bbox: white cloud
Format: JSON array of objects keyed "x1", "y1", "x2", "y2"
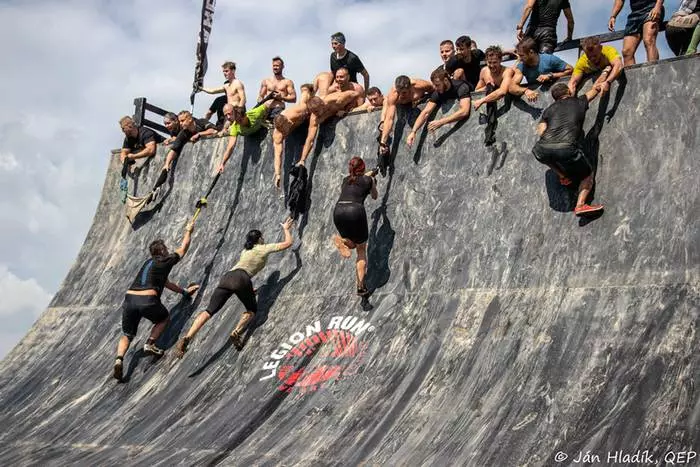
[
  {"x1": 0, "y1": 152, "x2": 19, "y2": 171},
  {"x1": 0, "y1": 265, "x2": 52, "y2": 317}
]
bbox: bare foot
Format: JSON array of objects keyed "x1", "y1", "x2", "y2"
[{"x1": 333, "y1": 235, "x2": 351, "y2": 258}]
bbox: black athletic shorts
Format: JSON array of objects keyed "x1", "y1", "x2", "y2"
[
  {"x1": 625, "y1": 5, "x2": 664, "y2": 36},
  {"x1": 205, "y1": 269, "x2": 257, "y2": 316},
  {"x1": 532, "y1": 143, "x2": 593, "y2": 182},
  {"x1": 333, "y1": 201, "x2": 369, "y2": 244},
  {"x1": 528, "y1": 27, "x2": 558, "y2": 54},
  {"x1": 121, "y1": 294, "x2": 169, "y2": 338}
]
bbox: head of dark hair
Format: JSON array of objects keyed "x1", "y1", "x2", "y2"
[
  {"x1": 272, "y1": 56, "x2": 284, "y2": 65},
  {"x1": 163, "y1": 112, "x2": 178, "y2": 122},
  {"x1": 582, "y1": 36, "x2": 602, "y2": 50},
  {"x1": 430, "y1": 67, "x2": 449, "y2": 83},
  {"x1": 178, "y1": 110, "x2": 192, "y2": 118},
  {"x1": 307, "y1": 96, "x2": 325, "y2": 114},
  {"x1": 149, "y1": 239, "x2": 168, "y2": 257},
  {"x1": 439, "y1": 39, "x2": 454, "y2": 48},
  {"x1": 550, "y1": 82, "x2": 570, "y2": 101},
  {"x1": 394, "y1": 75, "x2": 411, "y2": 90},
  {"x1": 300, "y1": 83, "x2": 315, "y2": 94},
  {"x1": 222, "y1": 61, "x2": 236, "y2": 71},
  {"x1": 366, "y1": 86, "x2": 381, "y2": 96},
  {"x1": 244, "y1": 230, "x2": 263, "y2": 249},
  {"x1": 516, "y1": 37, "x2": 538, "y2": 55},
  {"x1": 485, "y1": 45, "x2": 503, "y2": 59},
  {"x1": 455, "y1": 35, "x2": 472, "y2": 48}
]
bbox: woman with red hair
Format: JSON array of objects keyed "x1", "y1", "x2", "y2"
[{"x1": 332, "y1": 156, "x2": 378, "y2": 296}]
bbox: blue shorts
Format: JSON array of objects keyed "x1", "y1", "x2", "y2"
[{"x1": 625, "y1": 5, "x2": 664, "y2": 36}]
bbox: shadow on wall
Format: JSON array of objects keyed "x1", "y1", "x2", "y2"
[{"x1": 188, "y1": 250, "x2": 303, "y2": 378}]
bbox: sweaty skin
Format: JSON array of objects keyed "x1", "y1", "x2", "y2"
[
  {"x1": 473, "y1": 59, "x2": 515, "y2": 110},
  {"x1": 272, "y1": 88, "x2": 314, "y2": 188},
  {"x1": 328, "y1": 80, "x2": 366, "y2": 108},
  {"x1": 299, "y1": 90, "x2": 363, "y2": 165},
  {"x1": 379, "y1": 78, "x2": 434, "y2": 147},
  {"x1": 313, "y1": 71, "x2": 335, "y2": 97},
  {"x1": 258, "y1": 62, "x2": 297, "y2": 113}
]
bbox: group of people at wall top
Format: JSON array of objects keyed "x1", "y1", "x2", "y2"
[{"x1": 112, "y1": 0, "x2": 699, "y2": 382}]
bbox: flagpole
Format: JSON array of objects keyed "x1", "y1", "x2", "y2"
[{"x1": 191, "y1": 0, "x2": 216, "y2": 113}]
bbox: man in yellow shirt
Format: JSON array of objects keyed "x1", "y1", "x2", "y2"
[
  {"x1": 217, "y1": 100, "x2": 276, "y2": 173},
  {"x1": 567, "y1": 36, "x2": 624, "y2": 96}
]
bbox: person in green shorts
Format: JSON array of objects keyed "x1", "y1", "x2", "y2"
[{"x1": 218, "y1": 100, "x2": 276, "y2": 173}]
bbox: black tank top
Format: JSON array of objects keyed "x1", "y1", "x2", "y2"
[
  {"x1": 129, "y1": 253, "x2": 181, "y2": 296},
  {"x1": 338, "y1": 175, "x2": 373, "y2": 204}
]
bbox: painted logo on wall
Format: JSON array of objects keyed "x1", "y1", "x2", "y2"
[{"x1": 259, "y1": 315, "x2": 376, "y2": 394}]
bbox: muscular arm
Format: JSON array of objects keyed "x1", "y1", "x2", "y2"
[
  {"x1": 360, "y1": 69, "x2": 370, "y2": 92},
  {"x1": 174, "y1": 227, "x2": 193, "y2": 258},
  {"x1": 165, "y1": 281, "x2": 186, "y2": 294},
  {"x1": 480, "y1": 69, "x2": 514, "y2": 104},
  {"x1": 300, "y1": 115, "x2": 319, "y2": 164},
  {"x1": 274, "y1": 227, "x2": 294, "y2": 251},
  {"x1": 221, "y1": 134, "x2": 238, "y2": 169},
  {"x1": 130, "y1": 141, "x2": 158, "y2": 159},
  {"x1": 517, "y1": 0, "x2": 536, "y2": 38},
  {"x1": 606, "y1": 57, "x2": 623, "y2": 82},
  {"x1": 201, "y1": 85, "x2": 225, "y2": 94},
  {"x1": 410, "y1": 101, "x2": 438, "y2": 134},
  {"x1": 563, "y1": 7, "x2": 575, "y2": 40},
  {"x1": 584, "y1": 84, "x2": 601, "y2": 102},
  {"x1": 474, "y1": 68, "x2": 489, "y2": 92},
  {"x1": 272, "y1": 129, "x2": 285, "y2": 179},
  {"x1": 380, "y1": 92, "x2": 398, "y2": 145},
  {"x1": 284, "y1": 80, "x2": 297, "y2": 103},
  {"x1": 258, "y1": 79, "x2": 269, "y2": 102},
  {"x1": 509, "y1": 68, "x2": 529, "y2": 96},
  {"x1": 439, "y1": 97, "x2": 471, "y2": 125}
]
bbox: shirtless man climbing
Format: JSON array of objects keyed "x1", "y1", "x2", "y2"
[
  {"x1": 327, "y1": 67, "x2": 365, "y2": 108},
  {"x1": 298, "y1": 89, "x2": 364, "y2": 166},
  {"x1": 258, "y1": 56, "x2": 296, "y2": 121},
  {"x1": 473, "y1": 46, "x2": 515, "y2": 110},
  {"x1": 200, "y1": 61, "x2": 247, "y2": 109},
  {"x1": 271, "y1": 83, "x2": 315, "y2": 189},
  {"x1": 378, "y1": 75, "x2": 434, "y2": 156}
]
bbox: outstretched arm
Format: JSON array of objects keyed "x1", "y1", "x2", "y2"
[
  {"x1": 430, "y1": 96, "x2": 471, "y2": 131},
  {"x1": 274, "y1": 218, "x2": 294, "y2": 250},
  {"x1": 218, "y1": 135, "x2": 238, "y2": 172},
  {"x1": 299, "y1": 115, "x2": 319, "y2": 165},
  {"x1": 536, "y1": 121, "x2": 547, "y2": 136},
  {"x1": 407, "y1": 101, "x2": 437, "y2": 146},
  {"x1": 201, "y1": 85, "x2": 225, "y2": 94},
  {"x1": 175, "y1": 223, "x2": 194, "y2": 258},
  {"x1": 380, "y1": 95, "x2": 397, "y2": 145}
]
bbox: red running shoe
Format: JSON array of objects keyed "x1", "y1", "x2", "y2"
[{"x1": 574, "y1": 204, "x2": 604, "y2": 216}]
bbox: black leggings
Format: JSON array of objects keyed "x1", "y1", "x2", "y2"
[
  {"x1": 333, "y1": 202, "x2": 368, "y2": 244},
  {"x1": 532, "y1": 144, "x2": 593, "y2": 182},
  {"x1": 121, "y1": 294, "x2": 169, "y2": 338},
  {"x1": 205, "y1": 269, "x2": 257, "y2": 316}
]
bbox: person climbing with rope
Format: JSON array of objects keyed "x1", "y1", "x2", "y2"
[
  {"x1": 175, "y1": 218, "x2": 295, "y2": 355},
  {"x1": 113, "y1": 222, "x2": 199, "y2": 381},
  {"x1": 332, "y1": 156, "x2": 378, "y2": 297}
]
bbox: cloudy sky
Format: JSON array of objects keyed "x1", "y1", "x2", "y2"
[{"x1": 0, "y1": 0, "x2": 676, "y2": 359}]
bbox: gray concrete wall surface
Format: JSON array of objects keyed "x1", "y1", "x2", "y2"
[{"x1": 0, "y1": 55, "x2": 698, "y2": 466}]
